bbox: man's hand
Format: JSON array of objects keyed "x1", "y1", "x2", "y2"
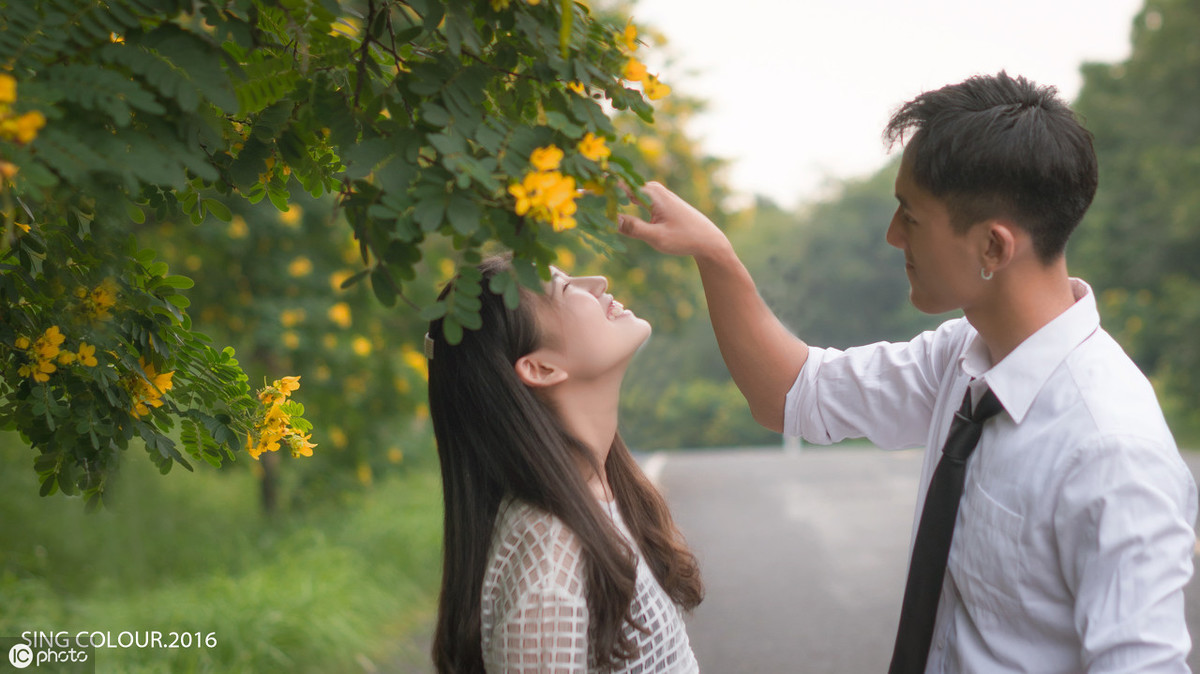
[{"x1": 617, "y1": 181, "x2": 730, "y2": 259}]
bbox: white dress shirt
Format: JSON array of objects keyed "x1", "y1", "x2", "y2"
[{"x1": 784, "y1": 279, "x2": 1198, "y2": 672}]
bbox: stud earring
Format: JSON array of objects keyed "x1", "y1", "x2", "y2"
[{"x1": 980, "y1": 268, "x2": 994, "y2": 281}]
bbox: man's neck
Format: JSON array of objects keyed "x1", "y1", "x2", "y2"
[{"x1": 965, "y1": 258, "x2": 1077, "y2": 365}]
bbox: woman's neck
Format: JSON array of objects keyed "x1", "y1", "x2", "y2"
[{"x1": 547, "y1": 373, "x2": 623, "y2": 501}]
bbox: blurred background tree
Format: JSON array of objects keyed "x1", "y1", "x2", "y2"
[{"x1": 1072, "y1": 0, "x2": 1200, "y2": 442}]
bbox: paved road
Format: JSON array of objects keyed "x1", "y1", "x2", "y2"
[{"x1": 656, "y1": 445, "x2": 1200, "y2": 674}]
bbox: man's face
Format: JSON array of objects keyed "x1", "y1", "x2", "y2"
[{"x1": 886, "y1": 152, "x2": 982, "y2": 315}]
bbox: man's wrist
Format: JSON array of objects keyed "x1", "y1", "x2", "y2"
[{"x1": 692, "y1": 232, "x2": 738, "y2": 268}]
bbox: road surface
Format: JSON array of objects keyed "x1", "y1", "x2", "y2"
[{"x1": 656, "y1": 445, "x2": 1200, "y2": 673}]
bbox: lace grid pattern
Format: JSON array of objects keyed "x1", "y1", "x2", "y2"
[{"x1": 480, "y1": 499, "x2": 698, "y2": 673}]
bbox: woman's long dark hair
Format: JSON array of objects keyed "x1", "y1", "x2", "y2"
[{"x1": 428, "y1": 256, "x2": 703, "y2": 673}]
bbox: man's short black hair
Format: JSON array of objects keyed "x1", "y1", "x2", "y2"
[{"x1": 884, "y1": 71, "x2": 1098, "y2": 263}]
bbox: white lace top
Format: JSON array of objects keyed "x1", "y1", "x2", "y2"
[{"x1": 480, "y1": 498, "x2": 699, "y2": 673}]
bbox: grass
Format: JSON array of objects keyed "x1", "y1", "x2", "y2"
[{"x1": 0, "y1": 433, "x2": 443, "y2": 673}]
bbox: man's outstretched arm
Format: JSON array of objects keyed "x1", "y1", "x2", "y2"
[{"x1": 619, "y1": 182, "x2": 809, "y2": 433}]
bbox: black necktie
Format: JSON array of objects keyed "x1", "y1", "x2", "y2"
[{"x1": 888, "y1": 386, "x2": 1003, "y2": 674}]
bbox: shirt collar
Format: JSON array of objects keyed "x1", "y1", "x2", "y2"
[{"x1": 959, "y1": 278, "x2": 1100, "y2": 424}]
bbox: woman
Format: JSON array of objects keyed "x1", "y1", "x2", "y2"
[{"x1": 427, "y1": 255, "x2": 703, "y2": 673}]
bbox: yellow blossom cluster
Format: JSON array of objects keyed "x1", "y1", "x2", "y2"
[
  {"x1": 577, "y1": 132, "x2": 611, "y2": 164},
  {"x1": 618, "y1": 23, "x2": 670, "y2": 101},
  {"x1": 490, "y1": 0, "x2": 540, "y2": 9},
  {"x1": 13, "y1": 327, "x2": 99, "y2": 383},
  {"x1": 0, "y1": 74, "x2": 46, "y2": 145},
  {"x1": 508, "y1": 145, "x2": 579, "y2": 232},
  {"x1": 125, "y1": 357, "x2": 175, "y2": 418},
  {"x1": 74, "y1": 278, "x2": 119, "y2": 321},
  {"x1": 246, "y1": 376, "x2": 316, "y2": 460}
]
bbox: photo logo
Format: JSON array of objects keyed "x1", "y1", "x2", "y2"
[{"x1": 7, "y1": 643, "x2": 33, "y2": 669}]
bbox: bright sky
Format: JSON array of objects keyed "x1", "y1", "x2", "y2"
[{"x1": 630, "y1": 0, "x2": 1146, "y2": 208}]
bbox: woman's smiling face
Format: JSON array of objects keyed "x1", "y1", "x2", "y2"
[{"x1": 531, "y1": 267, "x2": 652, "y2": 382}]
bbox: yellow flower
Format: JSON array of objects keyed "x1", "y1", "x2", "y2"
[
  {"x1": 77, "y1": 343, "x2": 98, "y2": 367},
  {"x1": 282, "y1": 331, "x2": 300, "y2": 349},
  {"x1": 508, "y1": 182, "x2": 532, "y2": 216},
  {"x1": 527, "y1": 0, "x2": 540, "y2": 4},
  {"x1": 18, "y1": 364, "x2": 34, "y2": 378},
  {"x1": 287, "y1": 433, "x2": 316, "y2": 458},
  {"x1": 509, "y1": 169, "x2": 579, "y2": 232},
  {"x1": 288, "y1": 256, "x2": 313, "y2": 277},
  {"x1": 276, "y1": 375, "x2": 301, "y2": 395},
  {"x1": 554, "y1": 247, "x2": 576, "y2": 270},
  {"x1": 577, "y1": 133, "x2": 611, "y2": 162},
  {"x1": 85, "y1": 278, "x2": 119, "y2": 320},
  {"x1": 0, "y1": 74, "x2": 15, "y2": 104},
  {"x1": 622, "y1": 21, "x2": 638, "y2": 52},
  {"x1": 623, "y1": 58, "x2": 648, "y2": 82},
  {"x1": 34, "y1": 326, "x2": 65, "y2": 360},
  {"x1": 637, "y1": 136, "x2": 665, "y2": 161},
  {"x1": 329, "y1": 426, "x2": 348, "y2": 449},
  {"x1": 280, "y1": 308, "x2": 306, "y2": 327},
  {"x1": 643, "y1": 75, "x2": 672, "y2": 101},
  {"x1": 15, "y1": 336, "x2": 30, "y2": 350},
  {"x1": 278, "y1": 205, "x2": 303, "y2": 226},
  {"x1": 57, "y1": 351, "x2": 77, "y2": 365},
  {"x1": 356, "y1": 462, "x2": 373, "y2": 486},
  {"x1": 402, "y1": 344, "x2": 429, "y2": 381},
  {"x1": 567, "y1": 81, "x2": 586, "y2": 95},
  {"x1": 329, "y1": 270, "x2": 353, "y2": 292},
  {"x1": 228, "y1": 215, "x2": 249, "y2": 239},
  {"x1": 0, "y1": 160, "x2": 17, "y2": 182},
  {"x1": 328, "y1": 302, "x2": 352, "y2": 328},
  {"x1": 529, "y1": 145, "x2": 563, "y2": 171},
  {"x1": 246, "y1": 432, "x2": 263, "y2": 460},
  {"x1": 13, "y1": 111, "x2": 45, "y2": 144},
  {"x1": 352, "y1": 336, "x2": 372, "y2": 356},
  {"x1": 490, "y1": 0, "x2": 511, "y2": 8},
  {"x1": 388, "y1": 447, "x2": 404, "y2": 464}
]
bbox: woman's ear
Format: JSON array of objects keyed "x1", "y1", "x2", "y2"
[{"x1": 514, "y1": 351, "x2": 569, "y2": 388}]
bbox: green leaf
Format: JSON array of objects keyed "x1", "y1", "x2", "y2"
[
  {"x1": 127, "y1": 201, "x2": 146, "y2": 224},
  {"x1": 413, "y1": 195, "x2": 446, "y2": 231},
  {"x1": 446, "y1": 193, "x2": 481, "y2": 235},
  {"x1": 161, "y1": 275, "x2": 195, "y2": 289},
  {"x1": 371, "y1": 266, "x2": 397, "y2": 307},
  {"x1": 202, "y1": 198, "x2": 233, "y2": 222},
  {"x1": 419, "y1": 301, "x2": 448, "y2": 321},
  {"x1": 442, "y1": 315, "x2": 463, "y2": 344},
  {"x1": 340, "y1": 269, "x2": 370, "y2": 289}
]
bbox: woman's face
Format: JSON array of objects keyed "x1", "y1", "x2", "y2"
[{"x1": 532, "y1": 267, "x2": 652, "y2": 381}]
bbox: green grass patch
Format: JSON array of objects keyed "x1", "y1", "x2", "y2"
[{"x1": 0, "y1": 433, "x2": 443, "y2": 673}]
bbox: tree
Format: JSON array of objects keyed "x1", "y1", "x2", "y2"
[
  {"x1": 0, "y1": 0, "x2": 676, "y2": 506},
  {"x1": 1073, "y1": 0, "x2": 1200, "y2": 442}
]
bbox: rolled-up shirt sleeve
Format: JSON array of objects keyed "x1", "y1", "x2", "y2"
[
  {"x1": 1054, "y1": 436, "x2": 1199, "y2": 673},
  {"x1": 784, "y1": 323, "x2": 963, "y2": 450}
]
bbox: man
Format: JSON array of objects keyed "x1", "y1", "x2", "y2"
[{"x1": 619, "y1": 72, "x2": 1198, "y2": 672}]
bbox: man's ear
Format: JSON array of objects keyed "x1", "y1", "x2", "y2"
[
  {"x1": 981, "y1": 219, "x2": 1019, "y2": 272},
  {"x1": 514, "y1": 351, "x2": 569, "y2": 388}
]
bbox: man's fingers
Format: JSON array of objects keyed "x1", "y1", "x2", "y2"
[
  {"x1": 618, "y1": 180, "x2": 649, "y2": 210},
  {"x1": 618, "y1": 213, "x2": 650, "y2": 239}
]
